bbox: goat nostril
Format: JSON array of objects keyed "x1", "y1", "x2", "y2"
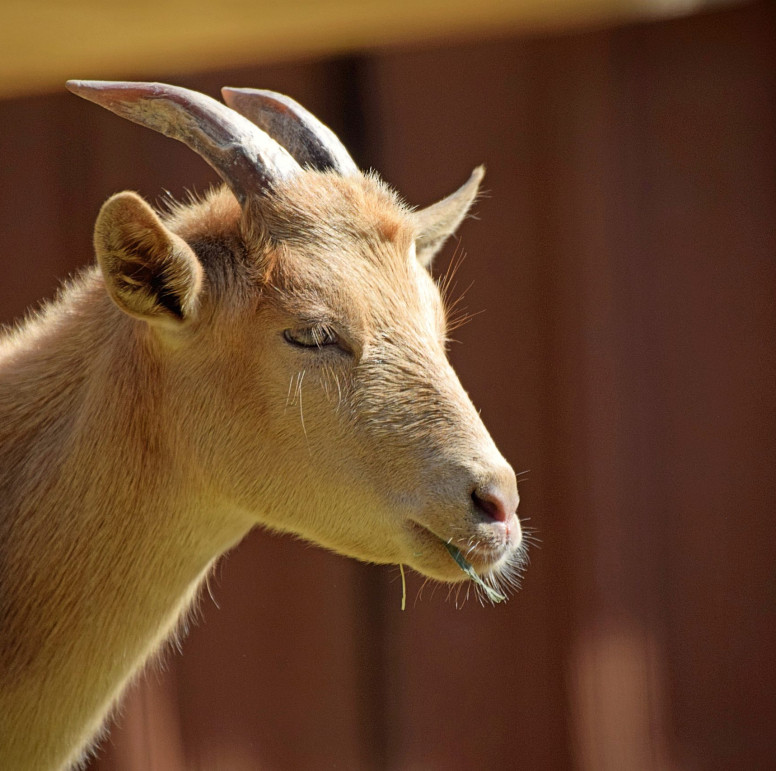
[{"x1": 471, "y1": 488, "x2": 509, "y2": 523}]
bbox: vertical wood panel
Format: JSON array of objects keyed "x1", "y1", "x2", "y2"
[{"x1": 619, "y1": 11, "x2": 776, "y2": 767}]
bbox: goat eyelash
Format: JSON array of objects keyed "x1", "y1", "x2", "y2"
[{"x1": 283, "y1": 324, "x2": 340, "y2": 349}]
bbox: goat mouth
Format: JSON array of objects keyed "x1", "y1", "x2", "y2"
[{"x1": 405, "y1": 520, "x2": 509, "y2": 575}]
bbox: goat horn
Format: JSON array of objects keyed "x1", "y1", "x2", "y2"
[
  {"x1": 66, "y1": 80, "x2": 301, "y2": 203},
  {"x1": 222, "y1": 88, "x2": 359, "y2": 176}
]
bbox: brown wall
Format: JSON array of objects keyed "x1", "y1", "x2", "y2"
[{"x1": 2, "y1": 2, "x2": 774, "y2": 768}]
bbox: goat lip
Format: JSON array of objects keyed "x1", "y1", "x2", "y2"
[
  {"x1": 462, "y1": 542, "x2": 510, "y2": 569},
  {"x1": 406, "y1": 520, "x2": 507, "y2": 571}
]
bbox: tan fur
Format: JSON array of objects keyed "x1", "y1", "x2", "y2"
[{"x1": 0, "y1": 171, "x2": 522, "y2": 769}]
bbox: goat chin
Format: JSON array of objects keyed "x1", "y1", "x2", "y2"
[{"x1": 0, "y1": 81, "x2": 523, "y2": 770}]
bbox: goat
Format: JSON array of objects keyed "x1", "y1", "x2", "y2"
[{"x1": 0, "y1": 81, "x2": 524, "y2": 769}]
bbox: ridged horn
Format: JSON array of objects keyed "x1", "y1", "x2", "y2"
[
  {"x1": 66, "y1": 80, "x2": 301, "y2": 203},
  {"x1": 222, "y1": 88, "x2": 359, "y2": 176}
]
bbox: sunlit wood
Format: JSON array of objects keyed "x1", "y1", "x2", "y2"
[{"x1": 0, "y1": 0, "x2": 726, "y2": 97}]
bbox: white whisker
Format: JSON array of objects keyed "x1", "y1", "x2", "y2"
[{"x1": 296, "y1": 370, "x2": 310, "y2": 453}]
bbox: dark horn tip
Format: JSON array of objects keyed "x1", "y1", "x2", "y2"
[
  {"x1": 221, "y1": 87, "x2": 276, "y2": 111},
  {"x1": 221, "y1": 86, "x2": 249, "y2": 108}
]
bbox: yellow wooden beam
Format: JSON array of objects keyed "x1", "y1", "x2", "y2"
[{"x1": 0, "y1": 0, "x2": 727, "y2": 98}]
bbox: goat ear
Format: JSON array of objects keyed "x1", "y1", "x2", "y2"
[
  {"x1": 414, "y1": 166, "x2": 484, "y2": 269},
  {"x1": 94, "y1": 192, "x2": 203, "y2": 326}
]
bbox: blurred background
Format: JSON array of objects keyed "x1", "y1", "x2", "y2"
[{"x1": 1, "y1": 0, "x2": 774, "y2": 768}]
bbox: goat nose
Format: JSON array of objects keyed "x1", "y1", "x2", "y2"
[{"x1": 471, "y1": 476, "x2": 519, "y2": 523}]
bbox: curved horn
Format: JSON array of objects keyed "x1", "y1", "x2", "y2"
[
  {"x1": 222, "y1": 88, "x2": 359, "y2": 176},
  {"x1": 66, "y1": 80, "x2": 301, "y2": 203}
]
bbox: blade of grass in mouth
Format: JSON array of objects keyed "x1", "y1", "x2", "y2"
[{"x1": 444, "y1": 542, "x2": 507, "y2": 604}]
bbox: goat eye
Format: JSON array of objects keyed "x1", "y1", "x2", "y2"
[{"x1": 283, "y1": 325, "x2": 339, "y2": 349}]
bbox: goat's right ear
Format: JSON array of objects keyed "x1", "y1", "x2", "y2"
[
  {"x1": 413, "y1": 166, "x2": 484, "y2": 269},
  {"x1": 94, "y1": 192, "x2": 203, "y2": 326}
]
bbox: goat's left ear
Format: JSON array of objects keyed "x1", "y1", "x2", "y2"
[
  {"x1": 94, "y1": 192, "x2": 203, "y2": 327},
  {"x1": 413, "y1": 166, "x2": 484, "y2": 269}
]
